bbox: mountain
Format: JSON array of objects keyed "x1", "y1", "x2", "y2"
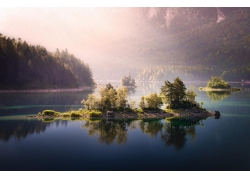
[
  {"x1": 0, "y1": 34, "x2": 94, "y2": 89},
  {"x1": 91, "y1": 7, "x2": 250, "y2": 82}
]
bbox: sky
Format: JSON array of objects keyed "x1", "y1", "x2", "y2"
[
  {"x1": 0, "y1": 7, "x2": 153, "y2": 65},
  {"x1": 0, "y1": 1, "x2": 249, "y2": 67}
]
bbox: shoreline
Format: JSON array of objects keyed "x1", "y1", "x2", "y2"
[
  {"x1": 198, "y1": 87, "x2": 241, "y2": 92},
  {"x1": 0, "y1": 86, "x2": 95, "y2": 93},
  {"x1": 31, "y1": 108, "x2": 215, "y2": 121}
]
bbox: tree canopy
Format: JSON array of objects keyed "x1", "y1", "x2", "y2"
[
  {"x1": 0, "y1": 34, "x2": 94, "y2": 89},
  {"x1": 161, "y1": 77, "x2": 197, "y2": 109},
  {"x1": 120, "y1": 74, "x2": 136, "y2": 87},
  {"x1": 81, "y1": 84, "x2": 129, "y2": 110},
  {"x1": 206, "y1": 76, "x2": 230, "y2": 89}
]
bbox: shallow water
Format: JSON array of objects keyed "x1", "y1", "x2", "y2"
[{"x1": 0, "y1": 82, "x2": 250, "y2": 170}]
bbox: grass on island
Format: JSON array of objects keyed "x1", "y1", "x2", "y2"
[
  {"x1": 198, "y1": 87, "x2": 241, "y2": 92},
  {"x1": 199, "y1": 76, "x2": 241, "y2": 92},
  {"x1": 41, "y1": 109, "x2": 102, "y2": 118}
]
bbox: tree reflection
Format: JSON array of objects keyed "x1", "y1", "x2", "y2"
[
  {"x1": 161, "y1": 123, "x2": 187, "y2": 150},
  {"x1": 206, "y1": 91, "x2": 230, "y2": 101},
  {"x1": 81, "y1": 117, "x2": 206, "y2": 148},
  {"x1": 161, "y1": 118, "x2": 201, "y2": 150},
  {"x1": 81, "y1": 121, "x2": 128, "y2": 144},
  {"x1": 0, "y1": 120, "x2": 68, "y2": 142},
  {"x1": 139, "y1": 120, "x2": 163, "y2": 138},
  {"x1": 128, "y1": 87, "x2": 136, "y2": 94}
]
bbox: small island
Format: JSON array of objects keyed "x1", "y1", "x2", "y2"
[
  {"x1": 199, "y1": 76, "x2": 241, "y2": 92},
  {"x1": 37, "y1": 78, "x2": 217, "y2": 121},
  {"x1": 120, "y1": 74, "x2": 136, "y2": 87}
]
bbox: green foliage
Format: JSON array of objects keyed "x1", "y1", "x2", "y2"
[
  {"x1": 139, "y1": 96, "x2": 146, "y2": 109},
  {"x1": 161, "y1": 77, "x2": 199, "y2": 109},
  {"x1": 136, "y1": 108, "x2": 144, "y2": 113},
  {"x1": 161, "y1": 80, "x2": 174, "y2": 106},
  {"x1": 128, "y1": 99, "x2": 137, "y2": 109},
  {"x1": 206, "y1": 76, "x2": 231, "y2": 89},
  {"x1": 81, "y1": 84, "x2": 129, "y2": 110},
  {"x1": 116, "y1": 86, "x2": 128, "y2": 109},
  {"x1": 120, "y1": 74, "x2": 136, "y2": 86},
  {"x1": 161, "y1": 77, "x2": 187, "y2": 106},
  {"x1": 70, "y1": 111, "x2": 81, "y2": 117},
  {"x1": 81, "y1": 94, "x2": 100, "y2": 110},
  {"x1": 170, "y1": 100, "x2": 198, "y2": 109},
  {"x1": 173, "y1": 77, "x2": 187, "y2": 102},
  {"x1": 88, "y1": 110, "x2": 102, "y2": 117},
  {"x1": 0, "y1": 34, "x2": 94, "y2": 89},
  {"x1": 140, "y1": 93, "x2": 163, "y2": 109},
  {"x1": 61, "y1": 113, "x2": 71, "y2": 117},
  {"x1": 186, "y1": 85, "x2": 197, "y2": 103},
  {"x1": 42, "y1": 110, "x2": 59, "y2": 116}
]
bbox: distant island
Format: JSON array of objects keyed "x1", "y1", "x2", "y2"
[
  {"x1": 37, "y1": 78, "x2": 217, "y2": 121},
  {"x1": 199, "y1": 76, "x2": 241, "y2": 92},
  {"x1": 120, "y1": 74, "x2": 136, "y2": 87}
]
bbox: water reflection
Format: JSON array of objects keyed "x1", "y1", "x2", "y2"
[
  {"x1": 139, "y1": 120, "x2": 163, "y2": 138},
  {"x1": 0, "y1": 89, "x2": 94, "y2": 116},
  {"x1": 0, "y1": 120, "x2": 47, "y2": 141},
  {"x1": 81, "y1": 121, "x2": 128, "y2": 144},
  {"x1": 81, "y1": 117, "x2": 207, "y2": 148},
  {"x1": 0, "y1": 115, "x2": 209, "y2": 150},
  {"x1": 206, "y1": 91, "x2": 230, "y2": 101},
  {"x1": 161, "y1": 119, "x2": 201, "y2": 150}
]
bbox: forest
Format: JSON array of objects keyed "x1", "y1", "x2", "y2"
[
  {"x1": 92, "y1": 8, "x2": 250, "y2": 82},
  {"x1": 0, "y1": 34, "x2": 94, "y2": 89}
]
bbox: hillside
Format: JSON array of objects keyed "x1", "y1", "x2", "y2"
[
  {"x1": 91, "y1": 8, "x2": 250, "y2": 81},
  {"x1": 0, "y1": 34, "x2": 95, "y2": 89}
]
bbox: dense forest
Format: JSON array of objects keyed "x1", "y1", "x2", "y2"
[
  {"x1": 92, "y1": 8, "x2": 250, "y2": 82},
  {"x1": 0, "y1": 34, "x2": 94, "y2": 89}
]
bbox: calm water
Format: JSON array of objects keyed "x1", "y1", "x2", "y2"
[{"x1": 1, "y1": 82, "x2": 250, "y2": 170}]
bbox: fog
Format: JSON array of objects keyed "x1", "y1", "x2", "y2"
[
  {"x1": 0, "y1": 8, "x2": 150, "y2": 63},
  {"x1": 0, "y1": 7, "x2": 242, "y2": 81}
]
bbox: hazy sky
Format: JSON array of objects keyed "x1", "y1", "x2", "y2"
[
  {"x1": 0, "y1": 8, "x2": 134, "y2": 59},
  {"x1": 0, "y1": 2, "x2": 248, "y2": 66}
]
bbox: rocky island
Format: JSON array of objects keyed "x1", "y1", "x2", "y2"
[
  {"x1": 35, "y1": 78, "x2": 218, "y2": 122},
  {"x1": 199, "y1": 76, "x2": 241, "y2": 92}
]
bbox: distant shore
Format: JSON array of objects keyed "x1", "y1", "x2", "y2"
[
  {"x1": 0, "y1": 86, "x2": 95, "y2": 93},
  {"x1": 198, "y1": 87, "x2": 241, "y2": 92}
]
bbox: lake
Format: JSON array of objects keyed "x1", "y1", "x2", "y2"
[{"x1": 1, "y1": 81, "x2": 250, "y2": 170}]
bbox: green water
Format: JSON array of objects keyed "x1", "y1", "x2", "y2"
[{"x1": 0, "y1": 82, "x2": 250, "y2": 170}]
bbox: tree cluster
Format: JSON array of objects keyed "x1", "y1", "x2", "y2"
[
  {"x1": 83, "y1": 78, "x2": 198, "y2": 111},
  {"x1": 81, "y1": 83, "x2": 129, "y2": 110},
  {"x1": 160, "y1": 77, "x2": 197, "y2": 109},
  {"x1": 120, "y1": 74, "x2": 136, "y2": 87},
  {"x1": 139, "y1": 93, "x2": 163, "y2": 109},
  {"x1": 206, "y1": 76, "x2": 230, "y2": 89},
  {"x1": 0, "y1": 34, "x2": 94, "y2": 89}
]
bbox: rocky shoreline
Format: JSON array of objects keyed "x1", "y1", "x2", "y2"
[{"x1": 31, "y1": 107, "x2": 216, "y2": 121}]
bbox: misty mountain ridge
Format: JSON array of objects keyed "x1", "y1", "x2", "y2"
[
  {"x1": 1, "y1": 7, "x2": 250, "y2": 88},
  {"x1": 92, "y1": 7, "x2": 250, "y2": 81}
]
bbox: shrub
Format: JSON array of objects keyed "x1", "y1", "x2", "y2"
[
  {"x1": 70, "y1": 112, "x2": 81, "y2": 117},
  {"x1": 42, "y1": 110, "x2": 58, "y2": 116},
  {"x1": 88, "y1": 110, "x2": 102, "y2": 117},
  {"x1": 62, "y1": 113, "x2": 71, "y2": 117},
  {"x1": 136, "y1": 108, "x2": 144, "y2": 113},
  {"x1": 206, "y1": 76, "x2": 230, "y2": 89}
]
